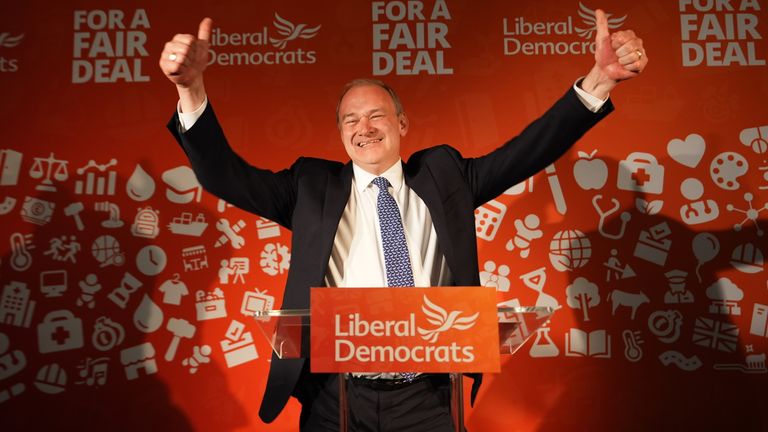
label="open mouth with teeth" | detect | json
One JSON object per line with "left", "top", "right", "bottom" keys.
{"left": 356, "top": 138, "right": 382, "bottom": 148}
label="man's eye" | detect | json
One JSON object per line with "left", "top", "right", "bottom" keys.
{"left": 346, "top": 119, "right": 358, "bottom": 125}
{"left": 370, "top": 115, "right": 383, "bottom": 120}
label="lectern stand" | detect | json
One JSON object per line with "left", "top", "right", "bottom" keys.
{"left": 254, "top": 305, "right": 555, "bottom": 431}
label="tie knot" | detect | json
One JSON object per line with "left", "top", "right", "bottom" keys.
{"left": 372, "top": 177, "right": 391, "bottom": 191}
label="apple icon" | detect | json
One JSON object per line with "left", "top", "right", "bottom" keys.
{"left": 573, "top": 150, "right": 608, "bottom": 190}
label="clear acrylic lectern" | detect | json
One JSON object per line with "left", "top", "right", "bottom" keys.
{"left": 253, "top": 306, "right": 555, "bottom": 432}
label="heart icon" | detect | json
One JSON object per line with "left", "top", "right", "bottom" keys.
{"left": 667, "top": 133, "right": 705, "bottom": 168}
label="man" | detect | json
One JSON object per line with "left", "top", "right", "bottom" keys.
{"left": 161, "top": 10, "right": 647, "bottom": 432}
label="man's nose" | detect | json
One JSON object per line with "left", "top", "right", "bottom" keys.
{"left": 357, "top": 117, "right": 375, "bottom": 135}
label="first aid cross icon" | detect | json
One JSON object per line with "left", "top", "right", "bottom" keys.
{"left": 632, "top": 168, "right": 651, "bottom": 186}
{"left": 51, "top": 327, "right": 71, "bottom": 345}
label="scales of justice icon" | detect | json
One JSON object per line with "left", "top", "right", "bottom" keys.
{"left": 29, "top": 153, "right": 69, "bottom": 192}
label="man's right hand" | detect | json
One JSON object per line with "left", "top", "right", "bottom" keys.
{"left": 159, "top": 17, "right": 212, "bottom": 112}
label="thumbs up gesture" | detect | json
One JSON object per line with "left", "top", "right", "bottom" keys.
{"left": 582, "top": 9, "right": 648, "bottom": 99}
{"left": 159, "top": 17, "right": 212, "bottom": 104}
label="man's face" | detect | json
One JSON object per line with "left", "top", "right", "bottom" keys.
{"left": 338, "top": 84, "right": 408, "bottom": 175}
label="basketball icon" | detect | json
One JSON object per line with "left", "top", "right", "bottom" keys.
{"left": 91, "top": 235, "right": 125, "bottom": 267}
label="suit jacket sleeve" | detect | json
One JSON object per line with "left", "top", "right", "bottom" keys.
{"left": 166, "top": 102, "right": 299, "bottom": 229}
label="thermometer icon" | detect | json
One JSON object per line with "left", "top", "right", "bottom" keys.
{"left": 10, "top": 233, "right": 34, "bottom": 271}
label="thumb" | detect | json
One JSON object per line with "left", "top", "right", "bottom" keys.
{"left": 197, "top": 17, "right": 213, "bottom": 41}
{"left": 594, "top": 9, "right": 609, "bottom": 43}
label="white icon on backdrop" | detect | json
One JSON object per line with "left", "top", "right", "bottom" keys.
{"left": 215, "top": 218, "right": 246, "bottom": 249}
{"left": 182, "top": 345, "right": 211, "bottom": 374}
{"left": 730, "top": 243, "right": 764, "bottom": 273}
{"left": 29, "top": 153, "right": 69, "bottom": 192}
{"left": 714, "top": 353, "right": 767, "bottom": 374}
{"left": 63, "top": 202, "right": 86, "bottom": 231}
{"left": 573, "top": 150, "right": 609, "bottom": 190}
{"left": 0, "top": 282, "right": 35, "bottom": 328}
{"left": 664, "top": 269, "right": 694, "bottom": 304}
{"left": 706, "top": 278, "right": 743, "bottom": 315}
{"left": 565, "top": 328, "right": 611, "bottom": 358}
{"left": 548, "top": 229, "right": 591, "bottom": 272}
{"left": 545, "top": 163, "right": 567, "bottom": 215}
{"left": 592, "top": 195, "right": 631, "bottom": 239}
{"left": 94, "top": 201, "right": 124, "bottom": 228}
{"left": 566, "top": 277, "right": 600, "bottom": 322}
{"left": 9, "top": 232, "right": 34, "bottom": 271}
{"left": 739, "top": 125, "right": 768, "bottom": 155}
{"left": 607, "top": 289, "right": 648, "bottom": 320}
{"left": 474, "top": 199, "right": 507, "bottom": 241}
{"left": 503, "top": 177, "right": 533, "bottom": 195}
{"left": 134, "top": 294, "right": 164, "bottom": 333}
{"left": 91, "top": 235, "right": 125, "bottom": 267}
{"left": 37, "top": 310, "right": 84, "bottom": 354}
{"left": 634, "top": 197, "right": 663, "bottom": 215}
{"left": 182, "top": 245, "right": 209, "bottom": 271}
{"left": 131, "top": 207, "right": 160, "bottom": 238}
{"left": 519, "top": 267, "right": 559, "bottom": 309}
{"left": 77, "top": 274, "right": 101, "bottom": 309}
{"left": 479, "top": 260, "right": 511, "bottom": 292}
{"left": 0, "top": 196, "right": 17, "bottom": 215}
{"left": 43, "top": 235, "right": 80, "bottom": 263}
{"left": 240, "top": 288, "right": 275, "bottom": 319}
{"left": 505, "top": 214, "right": 542, "bottom": 257}
{"left": 667, "top": 133, "right": 705, "bottom": 168}
{"left": 692, "top": 232, "right": 719, "bottom": 283}
{"left": 92, "top": 317, "right": 125, "bottom": 351}
{"left": 75, "top": 357, "right": 109, "bottom": 387}
{"left": 168, "top": 212, "right": 208, "bottom": 236}
{"left": 679, "top": 177, "right": 719, "bottom": 225}
{"left": 165, "top": 318, "right": 196, "bottom": 361}
{"left": 159, "top": 273, "right": 189, "bottom": 306}
{"left": 21, "top": 196, "right": 55, "bottom": 225}
{"left": 34, "top": 363, "right": 67, "bottom": 394}
{"left": 126, "top": 164, "right": 156, "bottom": 201}
{"left": 121, "top": 343, "right": 158, "bottom": 380}
{"left": 219, "top": 257, "right": 248, "bottom": 284}
{"left": 751, "top": 303, "right": 768, "bottom": 337}
{"left": 710, "top": 152, "right": 748, "bottom": 190}
{"left": 162, "top": 165, "right": 202, "bottom": 204}
{"left": 622, "top": 330, "right": 644, "bottom": 362}
{"left": 603, "top": 249, "right": 635, "bottom": 282}
{"left": 529, "top": 326, "right": 559, "bottom": 358}
{"left": 617, "top": 152, "right": 665, "bottom": 194}
{"left": 260, "top": 242, "right": 291, "bottom": 276}
{"left": 648, "top": 310, "right": 683, "bottom": 343}
{"left": 40, "top": 270, "right": 67, "bottom": 298}
{"left": 633, "top": 222, "right": 672, "bottom": 266}
{"left": 136, "top": 245, "right": 167, "bottom": 276}
{"left": 107, "top": 272, "right": 143, "bottom": 309}
{"left": 0, "top": 332, "right": 27, "bottom": 394}
{"left": 221, "top": 320, "right": 259, "bottom": 368}
{"left": 726, "top": 192, "right": 767, "bottom": 236}
{"left": 692, "top": 317, "right": 739, "bottom": 353}
{"left": 0, "top": 149, "right": 22, "bottom": 186}
{"left": 256, "top": 217, "right": 281, "bottom": 239}
{"left": 75, "top": 159, "right": 117, "bottom": 196}
{"left": 659, "top": 351, "right": 702, "bottom": 371}
{"left": 195, "top": 289, "right": 227, "bottom": 321}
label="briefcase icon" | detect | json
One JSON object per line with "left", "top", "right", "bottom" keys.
{"left": 617, "top": 152, "right": 665, "bottom": 195}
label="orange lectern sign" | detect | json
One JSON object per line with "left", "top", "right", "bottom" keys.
{"left": 310, "top": 287, "right": 500, "bottom": 373}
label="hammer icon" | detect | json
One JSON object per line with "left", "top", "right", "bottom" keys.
{"left": 64, "top": 202, "right": 85, "bottom": 231}
{"left": 165, "top": 318, "right": 196, "bottom": 362}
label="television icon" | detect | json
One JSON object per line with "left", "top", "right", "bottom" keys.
{"left": 40, "top": 270, "right": 67, "bottom": 298}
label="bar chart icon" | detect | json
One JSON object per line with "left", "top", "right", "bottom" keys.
{"left": 75, "top": 159, "right": 117, "bottom": 196}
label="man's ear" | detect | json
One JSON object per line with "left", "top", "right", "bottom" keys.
{"left": 399, "top": 113, "right": 409, "bottom": 136}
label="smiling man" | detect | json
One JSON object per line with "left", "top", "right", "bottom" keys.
{"left": 162, "top": 9, "right": 647, "bottom": 432}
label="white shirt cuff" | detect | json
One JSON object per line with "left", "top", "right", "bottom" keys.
{"left": 573, "top": 78, "right": 607, "bottom": 113}
{"left": 177, "top": 96, "right": 208, "bottom": 133}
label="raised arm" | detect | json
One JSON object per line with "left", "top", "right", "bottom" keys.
{"left": 159, "top": 17, "right": 212, "bottom": 112}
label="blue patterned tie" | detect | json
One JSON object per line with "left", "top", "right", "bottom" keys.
{"left": 372, "top": 177, "right": 417, "bottom": 382}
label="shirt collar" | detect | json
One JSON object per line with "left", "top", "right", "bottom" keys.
{"left": 353, "top": 159, "right": 404, "bottom": 194}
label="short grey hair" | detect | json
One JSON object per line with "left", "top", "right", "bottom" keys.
{"left": 335, "top": 78, "right": 404, "bottom": 126}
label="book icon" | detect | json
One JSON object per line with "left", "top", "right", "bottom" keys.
{"left": 565, "top": 328, "right": 611, "bottom": 358}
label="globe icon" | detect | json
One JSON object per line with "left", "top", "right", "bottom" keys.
{"left": 549, "top": 230, "right": 591, "bottom": 271}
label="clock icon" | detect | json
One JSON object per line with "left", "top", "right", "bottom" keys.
{"left": 136, "top": 245, "right": 167, "bottom": 276}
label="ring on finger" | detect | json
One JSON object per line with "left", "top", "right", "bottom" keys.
{"left": 635, "top": 49, "right": 643, "bottom": 60}
{"left": 169, "top": 53, "right": 178, "bottom": 62}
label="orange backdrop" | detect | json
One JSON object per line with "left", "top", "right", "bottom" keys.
{"left": 1, "top": 0, "right": 767, "bottom": 430}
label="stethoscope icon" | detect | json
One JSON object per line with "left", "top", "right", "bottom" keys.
{"left": 592, "top": 195, "right": 631, "bottom": 240}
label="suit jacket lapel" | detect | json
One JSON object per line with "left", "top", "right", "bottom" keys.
{"left": 319, "top": 162, "right": 353, "bottom": 278}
